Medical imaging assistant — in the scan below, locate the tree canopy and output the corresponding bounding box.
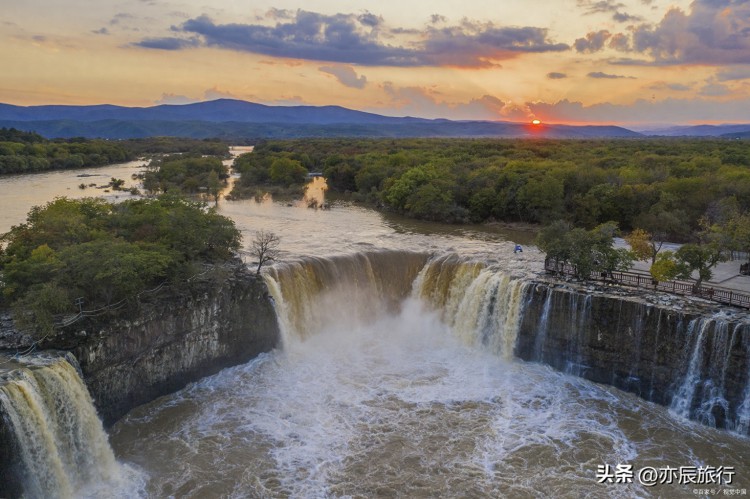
[536,220,633,279]
[0,195,241,336]
[232,138,750,238]
[0,129,230,175]
[142,154,228,198]
[0,132,132,174]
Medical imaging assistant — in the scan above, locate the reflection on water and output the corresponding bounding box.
[0,161,147,234]
[221,191,536,263]
[219,146,253,201]
[0,151,535,261]
[301,176,327,209]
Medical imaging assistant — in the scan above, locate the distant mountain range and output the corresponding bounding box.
[639,124,750,138]
[0,99,422,126]
[1,98,741,140]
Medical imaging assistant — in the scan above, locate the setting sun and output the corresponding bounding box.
[531,119,542,125]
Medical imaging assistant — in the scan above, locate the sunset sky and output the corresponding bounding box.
[2,0,750,125]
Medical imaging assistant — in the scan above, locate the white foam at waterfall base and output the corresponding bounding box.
[0,357,146,499]
[109,255,750,497]
[110,293,712,497]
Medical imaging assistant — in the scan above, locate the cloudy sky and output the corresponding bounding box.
[2,0,750,125]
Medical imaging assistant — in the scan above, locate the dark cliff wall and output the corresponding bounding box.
[516,282,750,434]
[54,263,280,426]
[0,405,23,498]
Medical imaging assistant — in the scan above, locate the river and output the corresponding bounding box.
[1,153,749,498]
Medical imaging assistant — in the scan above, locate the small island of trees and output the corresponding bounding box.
[0,195,241,337]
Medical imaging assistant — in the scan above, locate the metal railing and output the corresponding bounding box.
[544,258,750,309]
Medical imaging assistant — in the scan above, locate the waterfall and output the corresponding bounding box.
[0,354,123,499]
[623,303,649,392]
[264,251,531,360]
[736,328,750,433]
[647,309,665,400]
[264,250,429,342]
[532,286,554,362]
[566,294,592,376]
[670,318,749,429]
[264,250,750,436]
[670,318,712,419]
[694,321,732,428]
[412,255,531,359]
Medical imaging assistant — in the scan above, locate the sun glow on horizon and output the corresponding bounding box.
[531,119,542,125]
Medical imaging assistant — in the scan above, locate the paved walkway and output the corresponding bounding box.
[614,238,750,293]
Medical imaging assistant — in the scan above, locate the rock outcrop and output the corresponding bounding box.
[32,262,280,426]
[516,282,750,434]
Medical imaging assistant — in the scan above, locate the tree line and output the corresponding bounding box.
[0,128,132,174]
[0,128,230,175]
[232,138,750,239]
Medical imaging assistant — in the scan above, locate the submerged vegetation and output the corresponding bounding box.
[234,138,750,236]
[0,195,241,336]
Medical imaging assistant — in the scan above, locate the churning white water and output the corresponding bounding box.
[109,254,750,498]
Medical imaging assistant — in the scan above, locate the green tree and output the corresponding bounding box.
[516,176,565,223]
[535,220,573,272]
[385,165,438,211]
[323,161,357,192]
[537,220,632,279]
[1,244,63,300]
[566,227,598,278]
[207,170,222,207]
[649,250,687,282]
[674,243,726,289]
[729,212,750,257]
[13,283,70,338]
[0,195,242,337]
[589,222,634,277]
[269,158,307,185]
[404,179,464,222]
